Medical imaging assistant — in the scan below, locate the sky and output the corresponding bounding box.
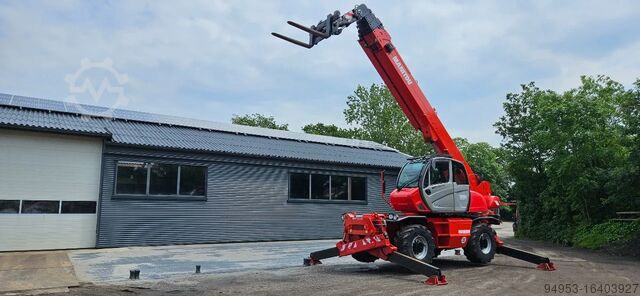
[1,1,639,145]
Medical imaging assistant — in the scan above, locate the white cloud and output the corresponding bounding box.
[0,0,638,146]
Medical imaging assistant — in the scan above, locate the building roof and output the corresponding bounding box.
[0,93,409,168]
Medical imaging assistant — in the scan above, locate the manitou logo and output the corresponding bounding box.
[392,55,413,85]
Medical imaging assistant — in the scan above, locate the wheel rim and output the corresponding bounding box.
[411,236,429,260]
[479,233,493,254]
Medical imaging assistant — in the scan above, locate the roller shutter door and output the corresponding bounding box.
[0,129,102,251]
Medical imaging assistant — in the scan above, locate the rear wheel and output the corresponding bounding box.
[394,224,435,263]
[464,223,496,264]
[352,251,378,263]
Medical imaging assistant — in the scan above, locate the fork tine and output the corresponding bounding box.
[271,32,313,49]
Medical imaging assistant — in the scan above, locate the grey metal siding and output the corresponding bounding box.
[97,146,399,248]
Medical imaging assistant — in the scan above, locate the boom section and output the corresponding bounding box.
[355,22,478,189]
[271,4,481,191]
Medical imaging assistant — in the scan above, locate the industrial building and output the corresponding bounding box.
[0,93,407,251]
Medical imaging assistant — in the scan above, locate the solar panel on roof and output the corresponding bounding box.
[11,95,66,111]
[0,93,396,152]
[65,103,112,117]
[0,93,11,105]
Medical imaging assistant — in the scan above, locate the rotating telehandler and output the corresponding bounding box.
[272,4,555,285]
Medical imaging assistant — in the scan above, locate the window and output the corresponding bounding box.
[290,173,309,199]
[311,174,330,199]
[1,200,96,215]
[61,201,97,214]
[116,162,147,194]
[115,161,207,197]
[0,200,20,214]
[331,176,348,200]
[149,164,178,195]
[398,161,425,188]
[21,200,60,214]
[429,160,450,185]
[180,166,207,196]
[289,173,367,202]
[452,161,469,185]
[351,177,367,200]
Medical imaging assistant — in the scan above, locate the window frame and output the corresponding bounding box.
[287,171,368,204]
[113,161,208,201]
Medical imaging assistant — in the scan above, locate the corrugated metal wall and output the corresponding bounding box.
[97,146,400,248]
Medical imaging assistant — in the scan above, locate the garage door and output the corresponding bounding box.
[0,129,102,251]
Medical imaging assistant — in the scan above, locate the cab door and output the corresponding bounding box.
[452,160,470,212]
[423,158,454,212]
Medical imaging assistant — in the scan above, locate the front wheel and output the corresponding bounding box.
[394,224,436,263]
[464,223,496,264]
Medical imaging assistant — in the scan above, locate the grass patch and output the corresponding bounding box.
[572,221,640,249]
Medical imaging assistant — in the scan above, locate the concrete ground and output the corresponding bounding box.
[8,222,640,295]
[68,223,513,284]
[0,251,78,293]
[68,239,358,283]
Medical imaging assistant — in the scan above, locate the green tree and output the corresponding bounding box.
[342,84,432,156]
[495,76,632,243]
[606,79,640,210]
[231,113,289,131]
[454,138,510,200]
[302,123,356,138]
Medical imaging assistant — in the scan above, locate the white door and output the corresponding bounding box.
[0,129,102,251]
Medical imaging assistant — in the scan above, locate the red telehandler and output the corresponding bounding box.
[272,4,555,285]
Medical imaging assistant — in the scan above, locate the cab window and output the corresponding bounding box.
[429,160,450,185]
[397,161,425,188]
[452,161,469,185]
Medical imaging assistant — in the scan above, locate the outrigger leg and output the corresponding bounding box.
[387,252,447,285]
[303,246,447,285]
[303,247,339,266]
[497,245,556,271]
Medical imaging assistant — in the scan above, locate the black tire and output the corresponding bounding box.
[464,223,497,264]
[394,224,435,263]
[433,248,442,258]
[352,251,378,263]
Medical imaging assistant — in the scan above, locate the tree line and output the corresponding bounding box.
[232,76,639,244]
[495,76,639,244]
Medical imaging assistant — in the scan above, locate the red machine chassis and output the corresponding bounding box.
[304,212,555,285]
[274,4,556,285]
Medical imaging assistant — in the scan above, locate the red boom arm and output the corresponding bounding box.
[357,27,487,195]
[272,4,493,197]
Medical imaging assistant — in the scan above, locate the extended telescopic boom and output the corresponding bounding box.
[272,4,491,196]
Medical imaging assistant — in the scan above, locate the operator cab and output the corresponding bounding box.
[396,156,470,213]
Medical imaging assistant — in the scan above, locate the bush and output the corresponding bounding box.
[572,221,640,249]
